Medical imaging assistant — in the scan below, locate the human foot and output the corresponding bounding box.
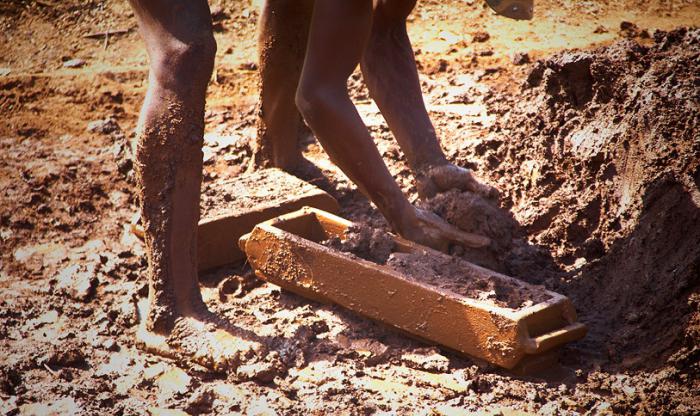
[135,298,264,372]
[415,163,499,200]
[248,146,307,173]
[395,205,491,252]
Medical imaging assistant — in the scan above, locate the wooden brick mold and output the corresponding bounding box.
[197,169,339,271]
[240,207,587,369]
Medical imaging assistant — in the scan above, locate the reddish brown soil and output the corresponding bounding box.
[322,224,397,265]
[385,251,551,310]
[1,1,699,415]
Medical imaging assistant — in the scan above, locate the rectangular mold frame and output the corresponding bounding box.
[241,207,586,369]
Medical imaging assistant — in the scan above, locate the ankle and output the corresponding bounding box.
[411,154,449,175]
[273,152,305,171]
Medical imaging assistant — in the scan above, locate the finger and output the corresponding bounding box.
[431,165,488,195]
[416,209,491,248]
[437,222,492,248]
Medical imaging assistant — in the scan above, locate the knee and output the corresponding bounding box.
[150,33,217,90]
[295,81,342,125]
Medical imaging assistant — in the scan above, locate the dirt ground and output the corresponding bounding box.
[1,0,699,415]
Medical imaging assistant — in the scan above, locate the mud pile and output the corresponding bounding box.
[323,224,551,309]
[323,224,396,265]
[477,28,700,369]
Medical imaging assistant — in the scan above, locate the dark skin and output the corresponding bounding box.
[128,0,495,368]
[254,0,498,248]
[128,0,261,370]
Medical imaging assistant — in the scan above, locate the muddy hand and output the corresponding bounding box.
[398,206,491,252]
[416,163,499,200]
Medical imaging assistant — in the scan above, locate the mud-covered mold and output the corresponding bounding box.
[197,168,339,271]
[242,207,587,369]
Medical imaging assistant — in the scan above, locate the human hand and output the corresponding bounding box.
[416,163,499,200]
[397,206,491,252]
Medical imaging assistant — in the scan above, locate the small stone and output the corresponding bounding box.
[236,353,285,383]
[55,263,98,301]
[619,21,641,38]
[472,31,490,43]
[63,58,86,68]
[336,335,391,366]
[512,52,531,65]
[87,118,120,134]
[156,367,192,396]
[103,339,119,351]
[400,348,450,373]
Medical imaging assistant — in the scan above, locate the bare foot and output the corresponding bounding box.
[248,149,307,174]
[416,163,499,200]
[135,299,264,372]
[396,206,491,252]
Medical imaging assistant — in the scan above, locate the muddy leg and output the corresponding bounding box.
[296,0,489,251]
[250,0,314,172]
[361,0,498,200]
[129,0,261,371]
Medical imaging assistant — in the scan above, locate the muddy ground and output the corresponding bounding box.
[1,0,699,415]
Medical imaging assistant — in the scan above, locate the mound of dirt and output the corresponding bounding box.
[480,28,700,369]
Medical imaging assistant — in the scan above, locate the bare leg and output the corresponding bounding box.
[361,0,498,200]
[296,0,489,251]
[129,0,261,371]
[250,0,314,172]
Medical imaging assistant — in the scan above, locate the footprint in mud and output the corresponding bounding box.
[135,299,266,375]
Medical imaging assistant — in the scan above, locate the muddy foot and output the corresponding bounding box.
[416,163,499,200]
[135,299,264,372]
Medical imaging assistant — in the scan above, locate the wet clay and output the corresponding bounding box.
[323,224,396,265]
[385,251,549,309]
[480,28,700,365]
[5,0,700,412]
[421,190,516,248]
[200,168,332,220]
[323,224,550,309]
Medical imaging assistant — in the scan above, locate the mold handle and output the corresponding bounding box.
[524,322,588,354]
[238,232,252,252]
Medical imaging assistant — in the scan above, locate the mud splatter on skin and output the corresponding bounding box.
[250,0,314,171]
[134,100,206,334]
